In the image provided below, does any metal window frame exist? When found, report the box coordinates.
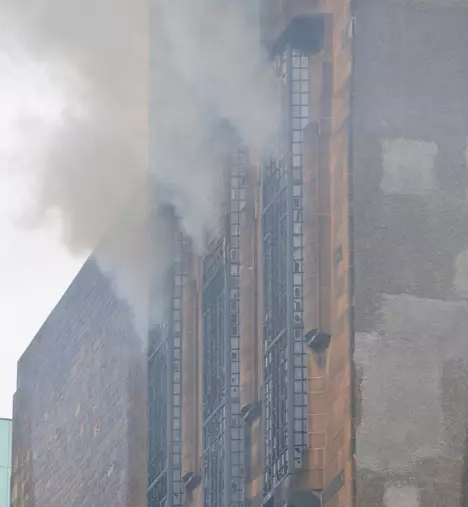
[148,220,188,507]
[202,133,246,507]
[262,46,309,500]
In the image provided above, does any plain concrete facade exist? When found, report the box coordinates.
[353,1,468,505]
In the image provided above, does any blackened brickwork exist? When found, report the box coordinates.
[11,258,147,507]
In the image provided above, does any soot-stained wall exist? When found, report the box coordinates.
[11,258,147,507]
[352,1,468,506]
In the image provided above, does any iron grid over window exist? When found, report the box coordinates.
[203,235,227,507]
[262,47,309,499]
[148,224,189,507]
[202,137,246,507]
[148,329,168,507]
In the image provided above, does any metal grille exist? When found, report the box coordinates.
[203,238,226,418]
[262,50,290,496]
[203,406,226,507]
[291,50,309,459]
[263,331,288,494]
[148,220,189,507]
[148,471,167,507]
[227,146,246,507]
[171,228,188,507]
[262,48,309,497]
[148,330,168,507]
[203,237,226,507]
[202,136,246,507]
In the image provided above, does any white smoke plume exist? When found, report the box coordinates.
[0,0,278,334]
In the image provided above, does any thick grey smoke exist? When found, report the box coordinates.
[0,0,278,333]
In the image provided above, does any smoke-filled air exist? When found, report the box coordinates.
[0,0,279,335]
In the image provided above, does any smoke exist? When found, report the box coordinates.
[0,0,278,334]
[96,188,173,338]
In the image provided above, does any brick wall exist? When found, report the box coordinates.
[11,259,147,507]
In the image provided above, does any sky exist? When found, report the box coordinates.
[0,208,84,418]
[0,44,85,418]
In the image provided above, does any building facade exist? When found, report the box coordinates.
[8,1,468,507]
[148,1,354,507]
[352,1,468,506]
[149,1,468,507]
[0,419,12,507]
[11,258,147,507]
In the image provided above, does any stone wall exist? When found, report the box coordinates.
[11,259,147,507]
[353,1,468,505]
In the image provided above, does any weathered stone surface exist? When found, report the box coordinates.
[11,258,147,507]
[353,0,468,504]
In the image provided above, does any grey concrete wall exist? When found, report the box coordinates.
[352,1,468,506]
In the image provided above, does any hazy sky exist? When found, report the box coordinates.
[0,208,83,418]
[0,44,84,418]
